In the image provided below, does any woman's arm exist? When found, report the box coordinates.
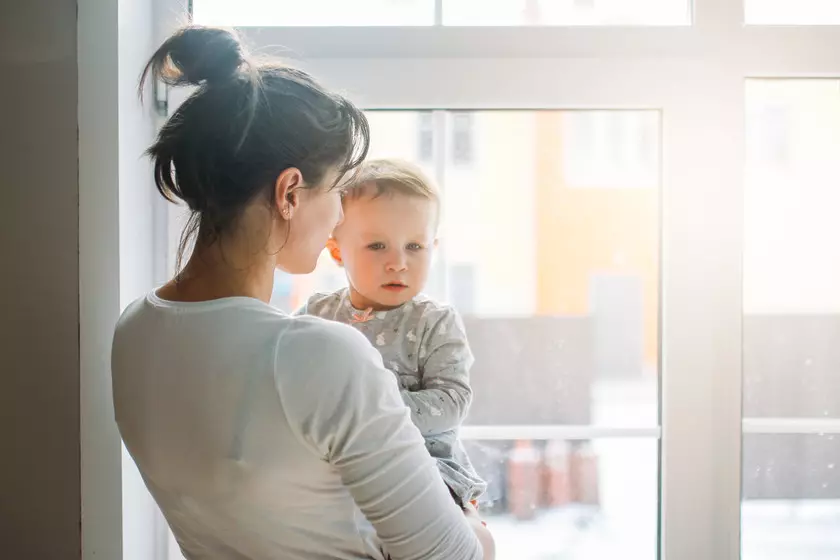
[275,319,490,560]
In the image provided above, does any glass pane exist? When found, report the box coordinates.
[744,80,840,419]
[469,438,658,560]
[746,0,840,24]
[442,110,660,428]
[743,434,840,560]
[192,0,434,26]
[443,0,690,26]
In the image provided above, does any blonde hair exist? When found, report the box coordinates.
[343,158,439,205]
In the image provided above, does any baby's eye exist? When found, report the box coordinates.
[407,243,424,251]
[367,242,385,251]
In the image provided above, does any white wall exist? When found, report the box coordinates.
[79,0,124,557]
[2,1,162,557]
[0,1,83,557]
[84,0,173,557]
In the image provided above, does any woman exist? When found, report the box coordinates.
[111,26,493,560]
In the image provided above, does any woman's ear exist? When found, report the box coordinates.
[274,167,304,220]
[326,237,344,267]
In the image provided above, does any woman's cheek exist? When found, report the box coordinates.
[333,197,344,228]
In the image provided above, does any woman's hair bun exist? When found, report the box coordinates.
[141,26,246,88]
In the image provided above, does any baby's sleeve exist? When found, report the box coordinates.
[401,307,474,437]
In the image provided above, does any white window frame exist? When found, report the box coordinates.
[151,2,840,559]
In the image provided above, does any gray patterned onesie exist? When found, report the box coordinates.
[297,289,487,505]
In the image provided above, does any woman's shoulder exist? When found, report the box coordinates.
[278,311,381,370]
[274,312,393,428]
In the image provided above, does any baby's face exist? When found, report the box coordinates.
[333,192,437,310]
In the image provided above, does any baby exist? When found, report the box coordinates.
[296,158,487,509]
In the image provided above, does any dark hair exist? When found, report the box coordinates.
[139,26,369,270]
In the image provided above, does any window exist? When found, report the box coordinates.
[743,436,840,560]
[153,1,840,559]
[192,0,435,26]
[743,79,840,560]
[275,110,661,558]
[193,0,691,26]
[561,111,660,188]
[443,0,692,26]
[747,104,790,167]
[417,111,434,163]
[745,0,840,24]
[450,112,474,166]
[448,263,477,314]
[466,438,658,559]
[416,111,474,166]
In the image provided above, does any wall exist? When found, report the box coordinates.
[0,1,82,557]
[79,0,124,557]
[1,1,165,557]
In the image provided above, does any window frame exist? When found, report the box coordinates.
[153,1,840,559]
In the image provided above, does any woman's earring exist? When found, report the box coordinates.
[282,207,291,219]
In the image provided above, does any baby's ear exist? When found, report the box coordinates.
[326,238,344,267]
